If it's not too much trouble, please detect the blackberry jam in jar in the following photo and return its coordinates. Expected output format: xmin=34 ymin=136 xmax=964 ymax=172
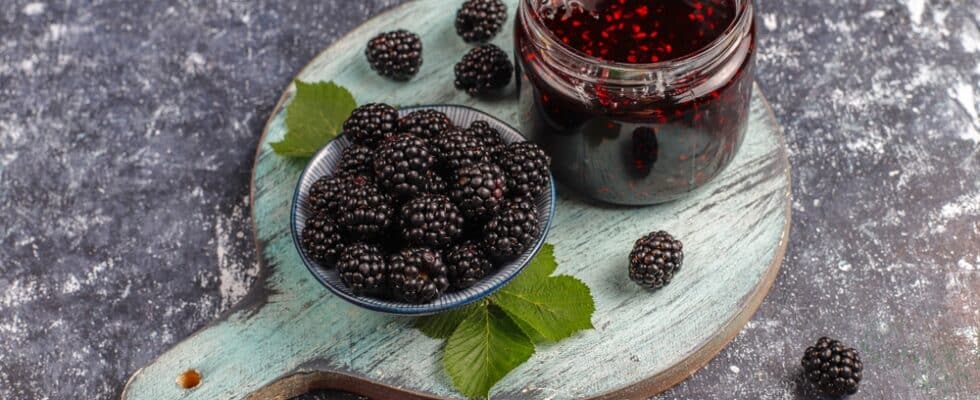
xmin=515 ymin=0 xmax=756 ymax=204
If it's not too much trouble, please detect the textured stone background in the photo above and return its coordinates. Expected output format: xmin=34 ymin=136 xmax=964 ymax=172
xmin=0 ymin=0 xmax=977 ymax=399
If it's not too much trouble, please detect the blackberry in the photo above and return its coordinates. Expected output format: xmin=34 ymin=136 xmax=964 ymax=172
xmin=337 ymin=243 xmax=388 ymax=296
xmin=431 ymin=129 xmax=490 ymax=174
xmin=399 ymin=109 xmax=453 ymax=142
xmin=455 ymin=0 xmax=508 ymax=44
xmin=422 ymin=170 xmax=448 ymax=194
xmin=451 ymin=162 xmax=508 ymax=220
xmin=365 ymin=30 xmax=423 ymax=81
xmin=388 ymin=248 xmax=450 ymax=303
xmin=483 ymin=200 xmax=540 ymax=261
xmin=445 ymin=242 xmax=493 ymax=290
xmin=802 ymin=337 xmax=863 ymax=397
xmin=308 ymin=174 xmax=357 ymax=216
xmin=336 ymin=144 xmax=375 ymax=176
xmin=499 ymin=142 xmax=551 ymax=198
xmin=301 ymin=211 xmax=344 ymax=264
xmin=343 ymin=103 xmax=399 ymax=147
xmin=335 ymin=175 xmax=394 ymax=241
xmin=400 ymin=195 xmax=464 ymax=248
xmin=374 ymin=134 xmax=436 ymax=201
xmin=465 ymin=120 xmax=505 ymax=155
xmin=455 ymin=44 xmax=513 ymax=96
xmin=628 ymin=231 xmax=683 ymax=290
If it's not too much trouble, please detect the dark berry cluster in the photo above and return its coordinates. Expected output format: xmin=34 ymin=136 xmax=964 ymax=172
xmin=802 ymin=337 xmax=863 ymax=396
xmin=628 ymin=231 xmax=684 ymax=290
xmin=301 ymin=104 xmax=551 ymax=303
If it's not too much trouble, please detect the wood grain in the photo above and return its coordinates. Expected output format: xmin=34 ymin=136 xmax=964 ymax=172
xmin=122 ymin=1 xmax=791 ymax=399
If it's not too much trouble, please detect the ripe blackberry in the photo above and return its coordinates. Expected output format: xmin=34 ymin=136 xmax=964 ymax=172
xmin=374 ymin=134 xmax=436 ymax=201
xmin=308 ymin=174 xmax=357 ymax=215
xmin=628 ymin=231 xmax=683 ymax=290
xmin=336 ymin=144 xmax=375 ymax=176
xmin=422 ymin=170 xmax=448 ymax=194
xmin=400 ymin=195 xmax=464 ymax=248
xmin=451 ymin=162 xmax=508 ymax=221
xmin=499 ymin=142 xmax=551 ymax=198
xmin=388 ymin=248 xmax=450 ymax=303
xmin=455 ymin=0 xmax=508 ymax=44
xmin=365 ymin=30 xmax=423 ymax=80
xmin=301 ymin=211 xmax=344 ymax=264
xmin=431 ymin=129 xmax=490 ymax=174
xmin=343 ymin=103 xmax=399 ymax=147
xmin=399 ymin=109 xmax=453 ymax=142
xmin=802 ymin=337 xmax=863 ymax=396
xmin=455 ymin=44 xmax=513 ymax=96
xmin=445 ymin=242 xmax=493 ymax=290
xmin=335 ymin=175 xmax=394 ymax=241
xmin=483 ymin=200 xmax=540 ymax=261
xmin=465 ymin=120 xmax=505 ymax=155
xmin=337 ymin=243 xmax=388 ymax=296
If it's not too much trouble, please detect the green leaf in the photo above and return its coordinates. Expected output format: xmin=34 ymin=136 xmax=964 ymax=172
xmin=271 ymin=80 xmax=357 ymax=157
xmin=444 ymin=306 xmax=534 ymax=399
xmin=415 ymin=303 xmax=480 ymax=339
xmin=519 ymin=243 xmax=557 ymax=282
xmin=493 ymin=275 xmax=595 ymax=342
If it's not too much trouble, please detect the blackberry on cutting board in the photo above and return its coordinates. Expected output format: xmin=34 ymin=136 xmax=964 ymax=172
xmin=455 ymin=0 xmax=508 ymax=44
xmin=399 ymin=109 xmax=454 ymax=142
xmin=400 ymin=194 xmax=464 ymax=248
xmin=802 ymin=337 xmax=863 ymax=397
xmin=365 ymin=29 xmax=423 ymax=81
xmin=445 ymin=241 xmax=493 ymax=290
xmin=464 ymin=120 xmax=505 ymax=155
xmin=430 ymin=129 xmax=490 ymax=173
xmin=388 ymin=247 xmax=450 ymax=303
xmin=336 ymin=144 xmax=375 ymax=176
xmin=455 ymin=44 xmax=513 ymax=96
xmin=628 ymin=231 xmax=683 ymax=290
xmin=499 ymin=142 xmax=551 ymax=199
xmin=483 ymin=200 xmax=540 ymax=261
xmin=374 ymin=134 xmax=437 ymax=201
xmin=337 ymin=243 xmax=388 ymax=296
xmin=301 ymin=211 xmax=344 ymax=264
xmin=334 ymin=175 xmax=394 ymax=241
xmin=450 ymin=162 xmax=508 ymax=221
xmin=343 ymin=103 xmax=399 ymax=147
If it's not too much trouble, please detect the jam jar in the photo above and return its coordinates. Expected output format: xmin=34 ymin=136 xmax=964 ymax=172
xmin=515 ymin=0 xmax=757 ymax=205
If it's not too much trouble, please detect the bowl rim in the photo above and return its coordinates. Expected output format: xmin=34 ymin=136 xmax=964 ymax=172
xmin=289 ymin=104 xmax=557 ymax=315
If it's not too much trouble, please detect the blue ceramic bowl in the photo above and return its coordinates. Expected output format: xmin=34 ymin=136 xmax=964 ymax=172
xmin=291 ymin=105 xmax=556 ymax=315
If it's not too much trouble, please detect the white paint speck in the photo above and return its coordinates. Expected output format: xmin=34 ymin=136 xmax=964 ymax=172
xmin=729 ymin=365 xmax=740 ymax=374
xmin=838 ymin=261 xmax=853 ymax=272
xmin=762 ymin=14 xmax=777 ymax=31
xmin=864 ymin=10 xmax=886 ymax=19
xmin=183 ymin=52 xmax=207 ymax=75
xmin=947 ymin=82 xmax=979 ymax=143
xmin=902 ymin=0 xmax=925 ymax=25
xmin=940 ymin=191 xmax=980 ymax=221
xmin=62 ymin=275 xmax=81 ymax=294
xmin=22 ymin=2 xmax=45 ymax=16
xmin=958 ymin=259 xmax=975 ymax=271
xmin=954 ymin=326 xmax=979 ymax=355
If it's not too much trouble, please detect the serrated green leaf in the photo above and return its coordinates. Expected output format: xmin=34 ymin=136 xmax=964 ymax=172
xmin=444 ymin=305 xmax=534 ymax=399
xmin=520 ymin=243 xmax=557 ymax=281
xmin=493 ymin=275 xmax=595 ymax=342
xmin=271 ymin=80 xmax=357 ymax=157
xmin=415 ymin=303 xmax=480 ymax=339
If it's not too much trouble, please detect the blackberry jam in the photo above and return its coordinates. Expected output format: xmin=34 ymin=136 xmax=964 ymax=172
xmin=516 ymin=0 xmax=756 ymax=204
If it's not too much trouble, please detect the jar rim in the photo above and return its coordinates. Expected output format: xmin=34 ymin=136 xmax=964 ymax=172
xmin=520 ymin=0 xmax=753 ymax=72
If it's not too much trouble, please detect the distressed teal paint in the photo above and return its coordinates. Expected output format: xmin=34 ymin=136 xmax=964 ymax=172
xmin=122 ymin=1 xmax=791 ymax=399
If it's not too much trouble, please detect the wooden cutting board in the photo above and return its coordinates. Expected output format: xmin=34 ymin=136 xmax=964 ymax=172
xmin=122 ymin=1 xmax=791 ymax=398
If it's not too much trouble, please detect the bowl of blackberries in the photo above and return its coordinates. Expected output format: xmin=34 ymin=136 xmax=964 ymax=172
xmin=291 ymin=103 xmax=555 ymax=314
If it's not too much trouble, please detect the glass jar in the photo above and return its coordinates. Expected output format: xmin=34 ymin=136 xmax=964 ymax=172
xmin=515 ymin=0 xmax=757 ymax=205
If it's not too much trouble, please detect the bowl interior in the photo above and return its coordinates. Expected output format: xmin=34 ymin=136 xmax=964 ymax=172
xmin=291 ymin=105 xmax=556 ymax=315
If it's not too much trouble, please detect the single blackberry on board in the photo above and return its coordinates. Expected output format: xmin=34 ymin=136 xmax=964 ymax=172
xmin=400 ymin=195 xmax=464 ymax=248
xmin=308 ymin=174 xmax=358 ymax=216
xmin=388 ymin=248 xmax=450 ymax=303
xmin=483 ymin=199 xmax=540 ymax=261
xmin=336 ymin=144 xmax=375 ymax=176
xmin=499 ymin=142 xmax=551 ymax=199
xmin=365 ymin=30 xmax=423 ymax=81
xmin=301 ymin=211 xmax=344 ymax=264
xmin=334 ymin=175 xmax=394 ymax=241
xmin=431 ymin=129 xmax=490 ymax=173
xmin=455 ymin=44 xmax=514 ymax=96
xmin=374 ymin=134 xmax=437 ymax=201
xmin=802 ymin=337 xmax=863 ymax=397
xmin=337 ymin=243 xmax=388 ymax=296
xmin=451 ymin=162 xmax=508 ymax=221
xmin=628 ymin=231 xmax=683 ymax=290
xmin=445 ymin=241 xmax=493 ymax=290
xmin=455 ymin=0 xmax=508 ymax=44
xmin=343 ymin=103 xmax=399 ymax=147
xmin=464 ymin=120 xmax=505 ymax=155
xmin=399 ymin=109 xmax=454 ymax=142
